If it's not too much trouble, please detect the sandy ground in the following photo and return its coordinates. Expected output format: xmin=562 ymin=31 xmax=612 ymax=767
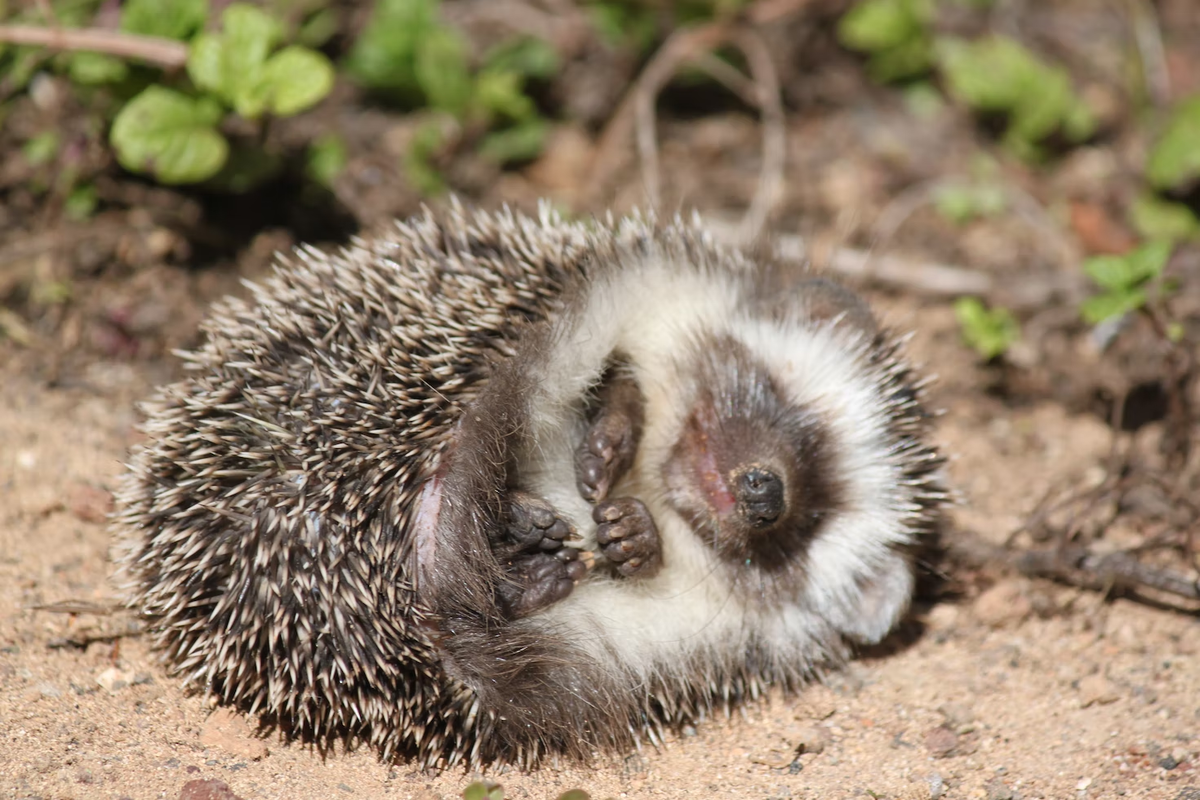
xmin=2 ymin=298 xmax=1198 ymax=800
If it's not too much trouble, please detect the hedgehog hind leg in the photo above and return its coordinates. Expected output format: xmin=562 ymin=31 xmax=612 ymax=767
xmin=494 ymin=491 xmax=587 ymax=617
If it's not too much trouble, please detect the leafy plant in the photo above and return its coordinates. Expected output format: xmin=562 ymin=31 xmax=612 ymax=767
xmin=462 ymin=781 xmax=505 ymax=800
xmin=936 ymin=36 xmax=1095 ymax=160
xmin=955 ymin=297 xmax=1019 ymax=360
xmin=1129 ymin=194 xmax=1200 ymax=244
xmin=1080 ymin=240 xmax=1173 ymax=325
xmin=345 ymin=0 xmax=553 ymax=185
xmin=1145 ymin=96 xmax=1200 ymax=193
xmin=934 ymin=179 xmax=1006 ymax=224
xmin=838 ymin=0 xmax=935 ymax=82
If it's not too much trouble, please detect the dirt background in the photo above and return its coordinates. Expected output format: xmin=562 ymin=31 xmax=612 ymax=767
xmin=2 ymin=1 xmax=1200 ymax=799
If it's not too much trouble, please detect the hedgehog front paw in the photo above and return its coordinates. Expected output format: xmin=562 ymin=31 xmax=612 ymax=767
xmin=594 ymin=497 xmax=661 ymax=578
xmin=502 ymin=492 xmax=576 ymax=554
xmin=498 ymin=550 xmax=587 ymax=617
xmin=575 ymin=370 xmax=644 ymax=502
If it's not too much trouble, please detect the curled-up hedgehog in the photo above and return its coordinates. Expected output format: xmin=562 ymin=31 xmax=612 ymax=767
xmin=112 ymin=202 xmax=945 ymax=768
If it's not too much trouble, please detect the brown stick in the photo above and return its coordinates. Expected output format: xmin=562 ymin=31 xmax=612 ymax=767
xmin=730 ymin=27 xmax=786 ymax=241
xmin=588 ymin=0 xmax=811 ymax=205
xmin=0 ymin=24 xmax=188 ymax=69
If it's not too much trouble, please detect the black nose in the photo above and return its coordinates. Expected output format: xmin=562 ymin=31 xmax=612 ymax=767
xmin=735 ymin=466 xmax=784 ymax=528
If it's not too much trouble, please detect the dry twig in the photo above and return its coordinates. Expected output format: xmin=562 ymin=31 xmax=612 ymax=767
xmin=589 ymin=0 xmax=809 ymax=234
xmin=0 ymin=24 xmax=188 ymax=69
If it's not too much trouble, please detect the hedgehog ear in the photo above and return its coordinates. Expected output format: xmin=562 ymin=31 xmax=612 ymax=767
xmin=832 ymin=550 xmax=914 ymax=645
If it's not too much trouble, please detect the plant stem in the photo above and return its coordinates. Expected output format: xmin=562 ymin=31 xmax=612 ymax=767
xmin=0 ymin=24 xmax=188 ymax=69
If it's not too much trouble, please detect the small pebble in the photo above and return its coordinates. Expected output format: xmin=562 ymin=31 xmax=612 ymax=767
xmin=792 ymin=725 xmax=831 ymax=755
xmin=1078 ymin=674 xmax=1120 ymax=707
xmin=924 ymin=726 xmax=959 ymax=758
xmin=179 ymin=779 xmax=245 ymax=800
xmin=938 ymin=702 xmax=974 ymax=730
xmin=96 ymin=667 xmax=135 ymax=693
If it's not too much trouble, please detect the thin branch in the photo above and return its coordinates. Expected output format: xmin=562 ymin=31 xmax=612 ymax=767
xmin=0 ymin=24 xmax=188 ymax=69
xmin=705 ymin=218 xmax=994 ymax=297
xmin=730 ymin=27 xmax=786 ymax=241
xmin=589 ymin=0 xmax=811 ymax=205
xmin=1128 ymin=0 xmax=1171 ymax=107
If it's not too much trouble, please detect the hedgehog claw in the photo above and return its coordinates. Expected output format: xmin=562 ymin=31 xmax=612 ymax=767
xmin=594 ymin=497 xmax=661 ymax=579
xmin=498 ymin=552 xmax=580 ymax=617
xmin=575 ymin=370 xmax=644 ymax=503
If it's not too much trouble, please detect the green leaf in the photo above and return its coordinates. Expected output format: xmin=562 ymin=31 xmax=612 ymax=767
xmin=1129 ymin=194 xmax=1200 ymax=243
xmin=838 ymin=0 xmax=933 ymax=82
xmin=1084 ymin=240 xmax=1170 ymax=292
xmin=306 ymin=133 xmax=347 ymax=187
xmin=110 ymin=87 xmax=229 ymax=184
xmin=556 ymin=791 xmax=591 ymax=800
xmin=838 ymin=0 xmax=930 ymax=51
xmin=404 ymin=119 xmax=449 ymax=195
xmin=484 ymin=36 xmax=559 ymax=80
xmin=478 ymin=118 xmax=547 ymax=164
xmin=22 ymin=131 xmax=60 ymax=166
xmin=67 ymin=52 xmax=129 ymax=85
xmin=462 ymin=781 xmax=504 ymax=800
xmin=415 ymin=27 xmax=473 ymax=117
xmin=343 ymin=0 xmax=438 ymax=93
xmin=936 ymin=36 xmax=1094 ymax=156
xmin=1125 ymin=239 xmax=1172 ymax=283
xmin=473 ymin=69 xmax=536 ymax=124
xmin=1080 ymin=289 xmax=1145 ymax=324
xmin=65 ymin=183 xmax=98 ymax=220
xmin=261 ymin=46 xmax=335 ymax=115
xmin=203 ymin=144 xmax=283 ymax=193
xmin=297 ymin=7 xmax=339 ymax=48
xmin=1145 ymin=97 xmax=1200 ymax=191
xmin=933 ymin=181 xmax=1006 ymax=224
xmin=1083 ymin=254 xmax=1136 ymax=291
xmin=120 ymin=0 xmax=208 ymax=41
xmin=187 ymin=3 xmax=282 ymax=118
xmin=954 ymin=297 xmax=1019 ymax=360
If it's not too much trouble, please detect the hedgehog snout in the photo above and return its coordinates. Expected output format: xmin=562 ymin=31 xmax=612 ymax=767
xmin=732 ymin=465 xmax=785 ymax=528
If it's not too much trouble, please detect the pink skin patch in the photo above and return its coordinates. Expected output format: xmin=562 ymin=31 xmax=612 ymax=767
xmin=412 ymin=473 xmax=443 ymax=590
xmin=689 ymin=404 xmax=736 ymax=517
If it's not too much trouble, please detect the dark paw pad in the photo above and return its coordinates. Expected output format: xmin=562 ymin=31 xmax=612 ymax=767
xmin=499 ymin=549 xmax=587 ymax=617
xmin=503 ymin=492 xmax=576 ymax=554
xmin=594 ymin=497 xmax=661 ymax=578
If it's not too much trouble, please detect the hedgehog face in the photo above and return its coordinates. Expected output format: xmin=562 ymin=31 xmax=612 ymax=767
xmin=662 ymin=336 xmax=844 ymax=568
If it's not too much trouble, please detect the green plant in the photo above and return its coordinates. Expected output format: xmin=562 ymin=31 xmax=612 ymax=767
xmin=1145 ymin=95 xmax=1200 ymax=193
xmin=4 ymin=0 xmax=335 ymax=189
xmin=110 ymin=2 xmax=334 ymax=185
xmin=936 ymin=36 xmax=1095 ymax=160
xmin=838 ymin=0 xmax=934 ymax=82
xmin=1080 ymin=240 xmax=1174 ymax=326
xmin=462 ymin=781 xmax=505 ymax=800
xmin=345 ymin=0 xmax=552 ymax=187
xmin=1129 ymin=194 xmax=1200 ymax=244
xmin=954 ymin=297 xmax=1019 ymax=360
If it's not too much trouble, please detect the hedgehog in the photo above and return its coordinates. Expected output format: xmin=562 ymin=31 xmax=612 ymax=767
xmin=111 ymin=201 xmax=945 ymax=769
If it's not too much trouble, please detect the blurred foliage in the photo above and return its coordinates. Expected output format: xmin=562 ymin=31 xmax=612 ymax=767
xmin=937 ymin=37 xmax=1094 ymax=160
xmin=1081 ymin=240 xmax=1173 ymax=326
xmin=838 ymin=0 xmax=934 ymax=82
xmin=1146 ymin=96 xmax=1200 ymax=193
xmin=345 ymin=0 xmax=556 ymax=184
xmin=955 ymin=297 xmax=1020 ymax=360
xmin=840 ymin=1 xmax=1096 ymax=160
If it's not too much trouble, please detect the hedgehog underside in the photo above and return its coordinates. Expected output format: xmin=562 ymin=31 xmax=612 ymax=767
xmin=112 ymin=203 xmax=947 ymax=770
